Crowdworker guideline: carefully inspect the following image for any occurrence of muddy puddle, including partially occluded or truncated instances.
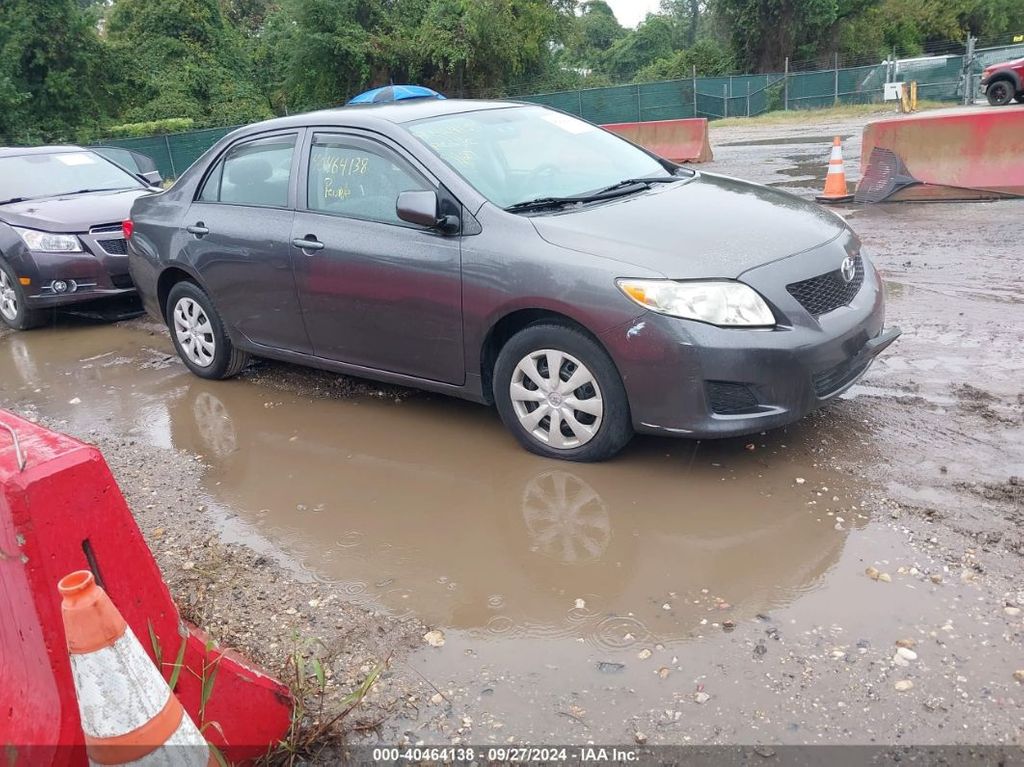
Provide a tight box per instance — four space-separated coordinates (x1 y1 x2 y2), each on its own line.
4 317 1020 743
1 320 867 645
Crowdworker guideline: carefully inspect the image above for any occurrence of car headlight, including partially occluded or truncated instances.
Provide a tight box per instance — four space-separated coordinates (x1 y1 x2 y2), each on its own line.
13 227 83 253
617 279 775 327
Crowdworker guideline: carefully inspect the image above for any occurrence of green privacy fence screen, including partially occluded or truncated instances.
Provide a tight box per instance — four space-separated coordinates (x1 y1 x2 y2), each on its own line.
94 42 1024 180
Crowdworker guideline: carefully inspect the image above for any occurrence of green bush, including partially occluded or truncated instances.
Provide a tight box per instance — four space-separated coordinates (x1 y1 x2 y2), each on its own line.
105 118 195 138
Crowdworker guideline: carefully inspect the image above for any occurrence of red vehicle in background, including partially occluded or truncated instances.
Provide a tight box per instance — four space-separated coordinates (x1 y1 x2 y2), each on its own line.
981 56 1024 106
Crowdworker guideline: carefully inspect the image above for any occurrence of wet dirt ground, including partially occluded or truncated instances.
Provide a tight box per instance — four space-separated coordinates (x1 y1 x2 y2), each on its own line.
1 109 1022 752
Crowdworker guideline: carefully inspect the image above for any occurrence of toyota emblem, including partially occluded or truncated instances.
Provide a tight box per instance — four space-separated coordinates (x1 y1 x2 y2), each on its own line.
840 256 857 283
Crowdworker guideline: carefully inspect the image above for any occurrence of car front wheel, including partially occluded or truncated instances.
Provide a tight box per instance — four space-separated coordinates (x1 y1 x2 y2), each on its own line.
166 281 249 379
0 262 46 331
493 323 633 462
986 80 1014 106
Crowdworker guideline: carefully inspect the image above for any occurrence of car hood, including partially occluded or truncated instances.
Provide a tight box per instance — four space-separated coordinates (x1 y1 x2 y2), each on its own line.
530 173 847 279
0 189 151 233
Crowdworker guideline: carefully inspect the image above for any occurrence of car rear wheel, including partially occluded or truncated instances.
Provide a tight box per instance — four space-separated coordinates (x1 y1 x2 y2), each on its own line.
493 323 633 462
166 281 249 379
986 80 1015 106
0 262 46 331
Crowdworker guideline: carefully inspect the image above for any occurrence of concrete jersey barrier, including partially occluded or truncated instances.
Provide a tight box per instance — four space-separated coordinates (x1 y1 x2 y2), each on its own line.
857 107 1024 202
601 118 714 163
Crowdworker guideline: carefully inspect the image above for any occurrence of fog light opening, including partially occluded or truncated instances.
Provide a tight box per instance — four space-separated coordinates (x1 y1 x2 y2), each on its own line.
50 279 78 294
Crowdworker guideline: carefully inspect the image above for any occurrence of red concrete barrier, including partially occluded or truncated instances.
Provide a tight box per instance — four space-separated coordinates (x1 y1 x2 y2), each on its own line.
602 118 713 163
0 410 292 765
858 108 1024 202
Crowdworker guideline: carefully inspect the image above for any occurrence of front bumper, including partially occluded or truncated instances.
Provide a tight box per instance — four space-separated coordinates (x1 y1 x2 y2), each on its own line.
18 233 136 308
601 238 900 439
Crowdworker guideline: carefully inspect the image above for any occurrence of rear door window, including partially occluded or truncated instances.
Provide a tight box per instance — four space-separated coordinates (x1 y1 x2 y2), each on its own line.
198 134 296 208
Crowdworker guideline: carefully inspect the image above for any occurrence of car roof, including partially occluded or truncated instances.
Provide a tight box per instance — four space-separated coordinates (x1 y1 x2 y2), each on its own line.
235 98 528 135
0 145 87 159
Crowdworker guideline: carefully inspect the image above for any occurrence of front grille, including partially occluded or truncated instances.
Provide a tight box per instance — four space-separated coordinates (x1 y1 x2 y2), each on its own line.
787 255 864 316
89 223 123 234
707 381 759 415
97 238 128 255
813 358 869 397
110 273 134 289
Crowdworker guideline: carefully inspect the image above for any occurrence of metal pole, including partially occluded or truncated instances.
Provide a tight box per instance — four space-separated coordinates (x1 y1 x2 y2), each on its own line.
692 65 697 117
723 84 728 118
636 83 641 122
784 57 789 110
963 34 976 105
164 134 176 178
578 89 583 117
746 81 751 117
833 52 839 106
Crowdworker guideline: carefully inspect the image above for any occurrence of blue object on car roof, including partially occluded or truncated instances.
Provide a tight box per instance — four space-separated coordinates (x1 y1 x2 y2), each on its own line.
347 85 446 105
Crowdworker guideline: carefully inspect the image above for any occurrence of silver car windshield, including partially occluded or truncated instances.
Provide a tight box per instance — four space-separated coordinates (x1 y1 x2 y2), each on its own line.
0 151 144 203
407 106 673 209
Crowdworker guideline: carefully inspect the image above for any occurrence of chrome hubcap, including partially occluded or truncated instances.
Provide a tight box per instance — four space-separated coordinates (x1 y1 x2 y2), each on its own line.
0 270 18 321
173 297 215 367
510 348 603 450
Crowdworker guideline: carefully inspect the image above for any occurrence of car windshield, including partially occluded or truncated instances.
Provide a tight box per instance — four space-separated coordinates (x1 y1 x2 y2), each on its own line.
0 151 144 204
406 106 676 209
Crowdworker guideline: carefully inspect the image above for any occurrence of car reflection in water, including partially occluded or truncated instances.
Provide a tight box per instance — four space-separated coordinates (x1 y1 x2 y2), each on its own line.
163 373 860 646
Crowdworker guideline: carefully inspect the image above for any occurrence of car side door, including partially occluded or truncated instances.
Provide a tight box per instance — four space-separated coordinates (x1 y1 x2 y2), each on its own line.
182 131 312 354
290 131 464 385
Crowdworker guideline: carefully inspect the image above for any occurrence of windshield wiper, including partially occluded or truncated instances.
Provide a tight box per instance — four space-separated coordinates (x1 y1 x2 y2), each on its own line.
0 196 32 205
63 187 135 196
589 176 680 195
504 196 596 213
505 176 680 214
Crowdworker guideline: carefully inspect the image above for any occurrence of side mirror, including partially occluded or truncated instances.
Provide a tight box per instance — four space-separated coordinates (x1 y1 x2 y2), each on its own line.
141 170 164 186
396 190 459 234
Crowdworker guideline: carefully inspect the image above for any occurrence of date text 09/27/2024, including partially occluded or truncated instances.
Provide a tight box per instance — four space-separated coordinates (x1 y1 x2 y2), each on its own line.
370 746 641 762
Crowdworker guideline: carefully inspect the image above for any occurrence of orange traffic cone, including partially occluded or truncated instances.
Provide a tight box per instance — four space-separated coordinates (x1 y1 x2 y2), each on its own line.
58 570 211 766
816 136 854 204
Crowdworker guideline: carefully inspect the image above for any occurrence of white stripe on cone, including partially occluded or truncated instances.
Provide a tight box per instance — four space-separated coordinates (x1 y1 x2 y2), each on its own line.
827 165 845 175
830 145 843 160
71 629 172 738
68 625 209 766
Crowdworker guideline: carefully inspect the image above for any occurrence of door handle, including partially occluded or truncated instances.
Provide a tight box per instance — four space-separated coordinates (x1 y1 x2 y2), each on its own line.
186 223 209 236
291 237 325 252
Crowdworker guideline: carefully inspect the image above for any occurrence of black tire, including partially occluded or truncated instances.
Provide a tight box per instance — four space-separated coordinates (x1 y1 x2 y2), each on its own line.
165 280 249 380
0 260 47 330
493 322 633 462
986 79 1015 106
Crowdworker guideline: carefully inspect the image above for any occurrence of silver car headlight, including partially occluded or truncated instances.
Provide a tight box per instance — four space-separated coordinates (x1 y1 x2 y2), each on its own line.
617 278 775 327
14 227 83 253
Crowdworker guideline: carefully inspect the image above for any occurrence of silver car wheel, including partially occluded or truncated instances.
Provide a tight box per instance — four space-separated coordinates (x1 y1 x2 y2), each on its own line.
0 269 19 321
509 348 604 450
173 297 216 368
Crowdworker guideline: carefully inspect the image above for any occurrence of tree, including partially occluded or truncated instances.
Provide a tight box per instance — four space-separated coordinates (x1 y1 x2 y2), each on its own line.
635 38 734 80
711 0 880 71
601 14 677 80
106 0 270 126
565 0 627 68
0 0 115 143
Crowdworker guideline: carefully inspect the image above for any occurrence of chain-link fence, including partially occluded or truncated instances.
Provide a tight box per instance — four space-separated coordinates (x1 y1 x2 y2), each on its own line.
520 39 1024 122
93 38 1024 180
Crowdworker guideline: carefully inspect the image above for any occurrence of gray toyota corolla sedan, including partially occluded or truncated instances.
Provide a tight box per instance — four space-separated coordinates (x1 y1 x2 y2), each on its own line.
127 99 900 461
